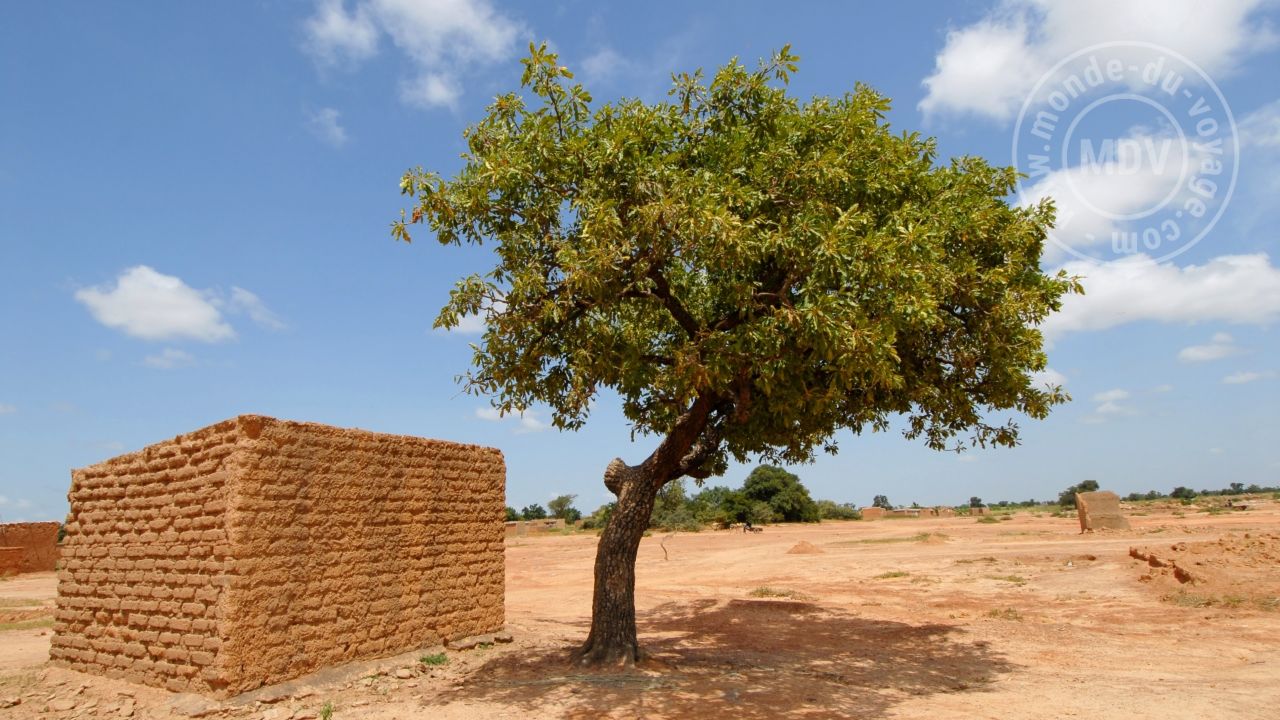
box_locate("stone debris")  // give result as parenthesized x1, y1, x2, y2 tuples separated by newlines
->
(447, 633, 495, 651)
(167, 693, 223, 717)
(493, 631, 514, 643)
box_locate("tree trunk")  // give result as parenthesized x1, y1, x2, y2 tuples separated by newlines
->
(576, 397, 717, 666)
(575, 462, 660, 666)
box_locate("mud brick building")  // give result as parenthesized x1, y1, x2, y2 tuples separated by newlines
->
(51, 415, 505, 697)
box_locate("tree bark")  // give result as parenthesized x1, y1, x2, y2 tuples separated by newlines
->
(575, 397, 717, 666)
(575, 460, 660, 665)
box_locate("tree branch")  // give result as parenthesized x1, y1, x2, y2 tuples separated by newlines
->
(646, 267, 701, 339)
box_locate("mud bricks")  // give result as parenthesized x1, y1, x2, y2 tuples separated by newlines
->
(51, 415, 505, 697)
(1076, 490, 1130, 532)
(0, 521, 60, 573)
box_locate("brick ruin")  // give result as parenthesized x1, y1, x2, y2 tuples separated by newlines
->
(0, 521, 60, 573)
(1076, 490, 1130, 532)
(52, 415, 505, 697)
(0, 547, 22, 575)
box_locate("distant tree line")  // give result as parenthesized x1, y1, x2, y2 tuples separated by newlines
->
(509, 477, 1280, 530)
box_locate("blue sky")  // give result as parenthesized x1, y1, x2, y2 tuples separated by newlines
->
(2, 0, 1278, 521)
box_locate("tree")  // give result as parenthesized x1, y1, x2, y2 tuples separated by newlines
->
(548, 494, 580, 521)
(505, 506, 519, 521)
(1170, 486, 1197, 500)
(650, 479, 701, 531)
(872, 495, 892, 510)
(816, 500, 860, 520)
(395, 44, 1075, 665)
(969, 496, 984, 508)
(520, 503, 548, 520)
(1058, 479, 1100, 506)
(742, 465, 820, 522)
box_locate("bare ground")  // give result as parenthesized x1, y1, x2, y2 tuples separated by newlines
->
(3, 501, 1279, 719)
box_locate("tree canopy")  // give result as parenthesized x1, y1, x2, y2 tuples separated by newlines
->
(742, 465, 820, 522)
(396, 43, 1076, 481)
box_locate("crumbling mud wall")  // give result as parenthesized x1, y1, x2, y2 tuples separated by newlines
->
(0, 521, 61, 572)
(53, 415, 506, 697)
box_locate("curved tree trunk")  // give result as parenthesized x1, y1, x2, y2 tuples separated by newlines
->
(576, 397, 717, 666)
(575, 463, 660, 666)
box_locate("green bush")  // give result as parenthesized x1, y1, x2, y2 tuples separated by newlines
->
(816, 500, 861, 520)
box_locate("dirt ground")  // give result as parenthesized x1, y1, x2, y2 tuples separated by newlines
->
(3, 500, 1279, 719)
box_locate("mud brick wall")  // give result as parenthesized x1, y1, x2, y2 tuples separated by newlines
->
(52, 415, 505, 698)
(52, 420, 239, 694)
(0, 547, 22, 575)
(0, 521, 61, 572)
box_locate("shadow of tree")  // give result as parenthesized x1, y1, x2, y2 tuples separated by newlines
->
(434, 598, 1015, 719)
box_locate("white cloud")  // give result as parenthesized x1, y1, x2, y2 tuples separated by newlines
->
(75, 266, 284, 342)
(143, 348, 195, 370)
(515, 413, 549, 434)
(1041, 254, 1280, 342)
(143, 348, 194, 368)
(1239, 99, 1280, 149)
(452, 312, 486, 334)
(1222, 370, 1276, 384)
(920, 0, 1275, 121)
(580, 47, 629, 83)
(303, 0, 379, 66)
(0, 403, 15, 415)
(229, 287, 287, 330)
(474, 405, 551, 433)
(1152, 384, 1174, 393)
(1030, 367, 1068, 390)
(1017, 127, 1205, 261)
(1092, 388, 1132, 415)
(302, 0, 524, 110)
(1178, 332, 1241, 362)
(920, 12, 1043, 121)
(400, 73, 462, 110)
(75, 266, 235, 342)
(306, 107, 348, 147)
(1083, 388, 1136, 422)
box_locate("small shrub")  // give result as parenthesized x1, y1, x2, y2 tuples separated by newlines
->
(954, 556, 998, 564)
(999, 515, 1013, 521)
(875, 570, 909, 579)
(319, 702, 334, 720)
(986, 607, 1022, 621)
(748, 587, 812, 600)
(976, 515, 1000, 524)
(987, 574, 1028, 585)
(420, 652, 448, 666)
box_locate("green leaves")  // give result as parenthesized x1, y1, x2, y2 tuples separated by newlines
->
(397, 45, 1077, 475)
